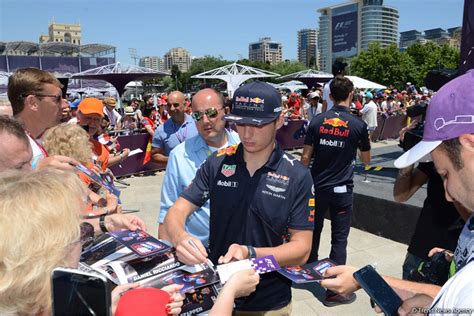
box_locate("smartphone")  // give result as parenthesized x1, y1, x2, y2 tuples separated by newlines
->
(51, 267, 111, 316)
(353, 265, 402, 316)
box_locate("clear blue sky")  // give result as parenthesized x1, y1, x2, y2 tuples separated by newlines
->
(0, 0, 465, 64)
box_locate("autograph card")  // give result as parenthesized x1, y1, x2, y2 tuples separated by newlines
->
(75, 164, 121, 197)
(217, 255, 280, 284)
(278, 258, 336, 283)
(109, 229, 170, 257)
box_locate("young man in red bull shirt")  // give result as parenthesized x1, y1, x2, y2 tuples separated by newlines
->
(301, 76, 371, 306)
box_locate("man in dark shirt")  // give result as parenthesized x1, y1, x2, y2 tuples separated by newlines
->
(394, 161, 465, 281)
(301, 76, 371, 306)
(163, 81, 314, 313)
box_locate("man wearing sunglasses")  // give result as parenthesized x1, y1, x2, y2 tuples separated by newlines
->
(158, 88, 240, 247)
(151, 90, 198, 165)
(7, 67, 78, 170)
(164, 81, 314, 314)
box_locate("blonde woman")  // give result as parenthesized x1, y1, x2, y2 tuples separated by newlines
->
(43, 123, 93, 166)
(0, 169, 183, 315)
(43, 123, 119, 217)
(42, 123, 147, 232)
(0, 169, 85, 315)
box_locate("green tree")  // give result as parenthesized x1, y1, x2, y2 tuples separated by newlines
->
(350, 42, 416, 89)
(269, 60, 307, 77)
(180, 55, 231, 91)
(171, 65, 182, 90)
(161, 76, 175, 92)
(405, 42, 460, 87)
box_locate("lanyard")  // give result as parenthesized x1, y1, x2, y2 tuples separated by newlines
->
(25, 130, 49, 158)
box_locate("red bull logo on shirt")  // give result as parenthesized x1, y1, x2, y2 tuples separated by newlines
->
(320, 118, 350, 137)
(323, 117, 349, 128)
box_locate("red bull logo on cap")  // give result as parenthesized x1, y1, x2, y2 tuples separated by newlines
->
(250, 97, 264, 104)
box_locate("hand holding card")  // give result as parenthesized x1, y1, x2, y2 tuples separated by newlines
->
(110, 229, 170, 257)
(217, 255, 280, 284)
(278, 258, 337, 284)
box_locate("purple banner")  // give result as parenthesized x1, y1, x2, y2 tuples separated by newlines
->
(332, 11, 358, 54)
(459, 0, 474, 74)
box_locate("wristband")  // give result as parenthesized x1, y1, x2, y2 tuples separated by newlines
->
(99, 214, 108, 233)
(247, 245, 256, 259)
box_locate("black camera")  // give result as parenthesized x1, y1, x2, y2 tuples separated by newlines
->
(408, 252, 451, 286)
(399, 102, 428, 152)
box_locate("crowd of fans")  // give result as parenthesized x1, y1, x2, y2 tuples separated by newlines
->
(0, 65, 472, 315)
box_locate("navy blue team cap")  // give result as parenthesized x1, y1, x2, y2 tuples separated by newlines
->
(224, 81, 283, 126)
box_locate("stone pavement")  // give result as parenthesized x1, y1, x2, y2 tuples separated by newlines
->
(118, 165, 408, 316)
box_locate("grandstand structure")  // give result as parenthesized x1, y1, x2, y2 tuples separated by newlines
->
(0, 41, 117, 93)
(0, 41, 115, 76)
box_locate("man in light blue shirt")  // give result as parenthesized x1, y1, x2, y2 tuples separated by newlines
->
(158, 89, 240, 246)
(151, 91, 198, 166)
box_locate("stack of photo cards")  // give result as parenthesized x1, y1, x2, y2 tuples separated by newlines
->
(180, 284, 221, 315)
(278, 258, 336, 283)
(217, 255, 281, 284)
(140, 266, 220, 294)
(109, 229, 171, 258)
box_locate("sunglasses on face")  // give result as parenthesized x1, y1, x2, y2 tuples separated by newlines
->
(191, 107, 222, 121)
(23, 93, 62, 104)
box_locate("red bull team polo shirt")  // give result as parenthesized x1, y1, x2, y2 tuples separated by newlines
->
(181, 143, 314, 311)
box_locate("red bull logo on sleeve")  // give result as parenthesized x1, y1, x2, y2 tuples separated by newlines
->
(321, 117, 350, 137)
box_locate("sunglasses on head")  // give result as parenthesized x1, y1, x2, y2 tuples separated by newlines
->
(191, 107, 222, 121)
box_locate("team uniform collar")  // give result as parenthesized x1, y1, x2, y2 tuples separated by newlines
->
(235, 142, 283, 171)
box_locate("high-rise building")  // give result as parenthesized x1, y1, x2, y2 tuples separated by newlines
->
(39, 21, 81, 44)
(248, 37, 283, 65)
(317, 0, 399, 73)
(399, 30, 427, 48)
(163, 47, 192, 72)
(139, 56, 164, 72)
(399, 27, 461, 50)
(298, 29, 318, 68)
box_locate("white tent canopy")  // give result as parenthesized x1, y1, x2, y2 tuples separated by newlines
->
(275, 80, 308, 92)
(0, 71, 11, 86)
(277, 69, 333, 81)
(125, 81, 143, 88)
(191, 62, 280, 97)
(346, 76, 386, 89)
(68, 86, 117, 98)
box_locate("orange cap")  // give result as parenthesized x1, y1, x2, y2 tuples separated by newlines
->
(78, 98, 104, 117)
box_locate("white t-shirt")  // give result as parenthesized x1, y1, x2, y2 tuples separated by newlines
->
(360, 100, 378, 128)
(307, 103, 322, 121)
(104, 107, 122, 127)
(27, 134, 46, 169)
(429, 215, 474, 315)
(428, 261, 474, 315)
(322, 80, 334, 112)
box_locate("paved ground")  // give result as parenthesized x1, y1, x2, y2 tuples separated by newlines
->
(118, 153, 410, 315)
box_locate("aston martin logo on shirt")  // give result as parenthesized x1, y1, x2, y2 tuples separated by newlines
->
(266, 184, 286, 193)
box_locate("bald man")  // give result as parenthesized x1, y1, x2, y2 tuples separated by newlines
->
(158, 88, 239, 245)
(151, 91, 198, 164)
